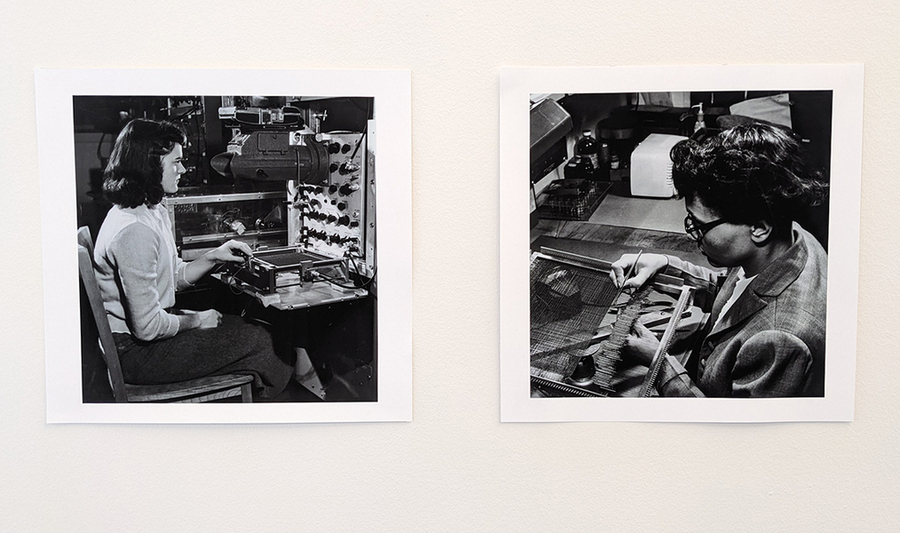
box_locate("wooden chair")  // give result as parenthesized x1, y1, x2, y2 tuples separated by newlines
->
(77, 226, 254, 403)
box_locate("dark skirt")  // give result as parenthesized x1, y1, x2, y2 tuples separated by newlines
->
(115, 314, 292, 401)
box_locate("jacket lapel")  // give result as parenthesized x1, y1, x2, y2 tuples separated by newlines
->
(705, 224, 809, 341)
(707, 286, 768, 340)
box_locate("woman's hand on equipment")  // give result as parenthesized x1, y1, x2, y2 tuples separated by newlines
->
(208, 240, 253, 264)
(621, 322, 660, 366)
(609, 253, 668, 290)
(183, 240, 252, 284)
(197, 309, 222, 329)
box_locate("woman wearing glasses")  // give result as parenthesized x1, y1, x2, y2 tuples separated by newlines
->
(609, 123, 828, 397)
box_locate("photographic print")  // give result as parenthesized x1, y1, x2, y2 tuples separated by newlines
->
(500, 65, 862, 422)
(38, 69, 411, 423)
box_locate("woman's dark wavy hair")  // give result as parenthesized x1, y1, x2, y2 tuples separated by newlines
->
(670, 122, 827, 231)
(103, 119, 186, 208)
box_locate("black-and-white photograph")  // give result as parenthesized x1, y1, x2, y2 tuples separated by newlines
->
(529, 90, 831, 398)
(74, 95, 377, 404)
(500, 66, 862, 422)
(38, 69, 412, 423)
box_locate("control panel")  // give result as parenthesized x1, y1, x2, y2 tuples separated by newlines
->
(289, 131, 373, 276)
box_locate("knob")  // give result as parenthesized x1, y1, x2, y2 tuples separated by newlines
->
(339, 183, 360, 196)
(341, 143, 352, 154)
(339, 162, 360, 175)
(328, 142, 341, 154)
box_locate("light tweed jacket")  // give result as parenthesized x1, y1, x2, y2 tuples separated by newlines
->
(655, 223, 827, 397)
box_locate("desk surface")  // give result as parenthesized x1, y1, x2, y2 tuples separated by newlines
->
(532, 219, 710, 267)
(587, 191, 686, 233)
(212, 273, 368, 311)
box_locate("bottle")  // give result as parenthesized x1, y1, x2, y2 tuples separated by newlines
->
(564, 155, 593, 179)
(598, 142, 610, 169)
(692, 103, 706, 134)
(575, 130, 600, 172)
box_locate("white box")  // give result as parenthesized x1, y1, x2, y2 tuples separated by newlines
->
(629, 133, 688, 198)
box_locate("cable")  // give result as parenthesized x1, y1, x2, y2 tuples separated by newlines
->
(312, 271, 360, 290)
(343, 98, 372, 162)
(346, 252, 376, 289)
(214, 261, 251, 295)
(348, 120, 368, 161)
(171, 101, 201, 122)
(95, 132, 107, 163)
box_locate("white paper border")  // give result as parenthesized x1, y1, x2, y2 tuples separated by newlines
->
(37, 68, 412, 424)
(500, 65, 863, 422)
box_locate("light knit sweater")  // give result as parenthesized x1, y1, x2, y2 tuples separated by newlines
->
(93, 203, 193, 341)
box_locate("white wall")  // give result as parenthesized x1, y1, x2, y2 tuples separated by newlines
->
(2, 1, 899, 531)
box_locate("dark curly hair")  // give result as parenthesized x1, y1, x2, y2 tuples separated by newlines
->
(671, 123, 827, 231)
(103, 119, 186, 208)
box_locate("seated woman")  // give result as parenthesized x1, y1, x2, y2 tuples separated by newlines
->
(609, 123, 828, 397)
(93, 118, 293, 400)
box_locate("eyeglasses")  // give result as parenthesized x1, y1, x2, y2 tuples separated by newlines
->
(684, 214, 727, 242)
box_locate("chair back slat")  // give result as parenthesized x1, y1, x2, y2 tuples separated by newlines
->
(76, 226, 95, 259)
(76, 228, 129, 403)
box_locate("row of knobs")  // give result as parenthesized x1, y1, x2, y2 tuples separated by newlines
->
(301, 231, 360, 253)
(302, 211, 358, 227)
(296, 182, 360, 196)
(305, 198, 348, 211)
(327, 141, 353, 155)
(304, 229, 359, 245)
